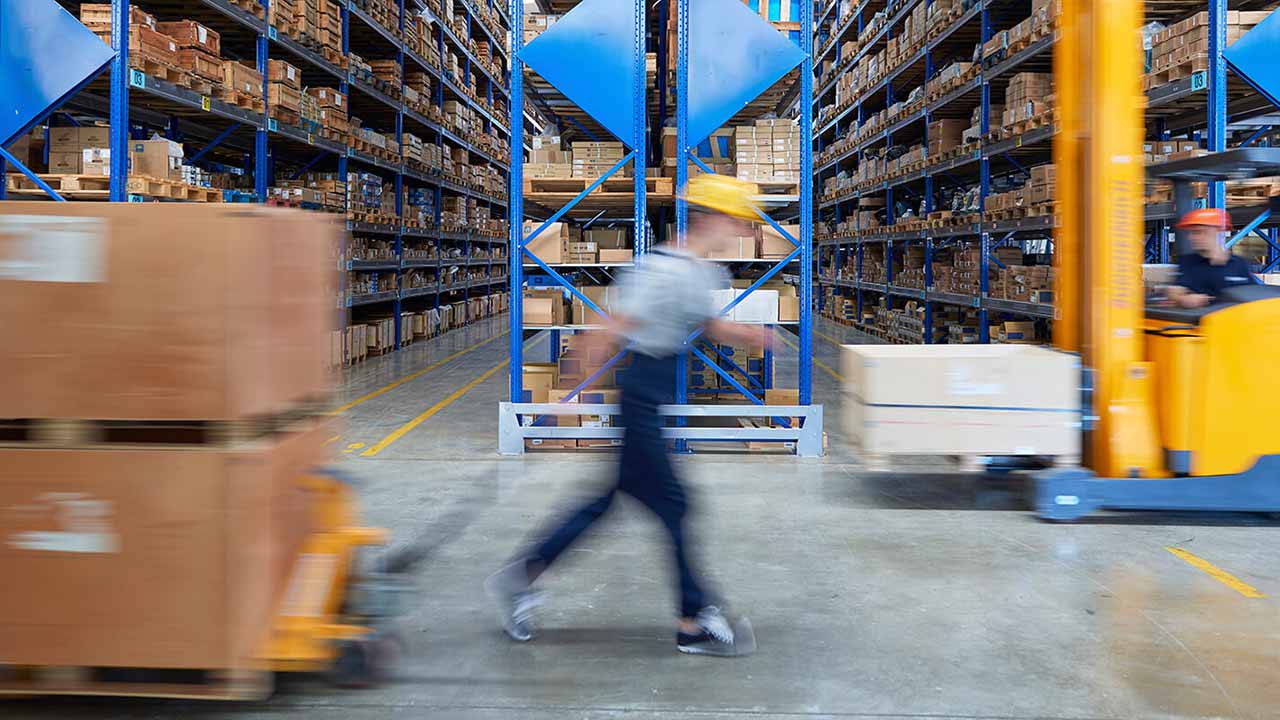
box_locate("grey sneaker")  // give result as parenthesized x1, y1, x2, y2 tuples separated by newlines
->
(484, 561, 546, 642)
(676, 606, 756, 657)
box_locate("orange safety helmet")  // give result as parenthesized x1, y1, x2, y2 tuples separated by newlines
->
(1174, 207, 1232, 231)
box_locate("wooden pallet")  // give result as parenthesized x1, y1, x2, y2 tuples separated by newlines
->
(526, 176, 674, 196)
(129, 55, 193, 88)
(347, 211, 397, 225)
(5, 173, 111, 197)
(0, 665, 271, 701)
(0, 408, 324, 447)
(228, 0, 267, 18)
(1024, 201, 1059, 217)
(215, 86, 264, 112)
(125, 175, 222, 202)
(1146, 54, 1209, 87)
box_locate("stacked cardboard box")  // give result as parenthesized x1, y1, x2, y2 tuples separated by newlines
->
(572, 141, 627, 179)
(734, 119, 800, 183)
(0, 204, 338, 679)
(927, 118, 966, 158)
(994, 265, 1054, 304)
(81, 4, 179, 69)
(309, 86, 348, 137)
(158, 19, 223, 84)
(1147, 11, 1268, 80)
(993, 320, 1040, 344)
(523, 221, 580, 264)
(46, 126, 111, 176)
(370, 59, 403, 98)
(1001, 72, 1052, 127)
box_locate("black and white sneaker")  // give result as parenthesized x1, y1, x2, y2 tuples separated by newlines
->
(484, 561, 546, 642)
(676, 606, 756, 657)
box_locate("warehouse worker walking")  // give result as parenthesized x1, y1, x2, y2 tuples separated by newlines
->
(487, 174, 768, 657)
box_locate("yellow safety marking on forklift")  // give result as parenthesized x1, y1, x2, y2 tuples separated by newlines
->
(361, 360, 509, 457)
(279, 553, 340, 618)
(328, 331, 507, 415)
(1166, 547, 1267, 599)
(775, 332, 844, 382)
(343, 442, 366, 453)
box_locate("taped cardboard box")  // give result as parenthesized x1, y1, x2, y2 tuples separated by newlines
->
(839, 345, 1080, 456)
(0, 418, 335, 673)
(0, 203, 338, 420)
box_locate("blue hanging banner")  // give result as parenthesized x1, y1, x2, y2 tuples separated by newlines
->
(519, 0, 641, 146)
(686, 0, 805, 146)
(0, 0, 115, 147)
(1224, 10, 1280, 110)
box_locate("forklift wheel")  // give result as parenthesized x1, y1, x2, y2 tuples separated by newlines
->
(329, 633, 398, 688)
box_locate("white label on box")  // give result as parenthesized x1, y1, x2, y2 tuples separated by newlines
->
(288, 66, 296, 80)
(7, 493, 120, 554)
(945, 366, 1003, 396)
(0, 215, 107, 283)
(198, 26, 208, 43)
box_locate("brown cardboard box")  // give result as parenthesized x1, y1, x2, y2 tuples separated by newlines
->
(840, 345, 1080, 456)
(571, 285, 611, 326)
(585, 227, 628, 249)
(522, 294, 566, 327)
(0, 203, 338, 420)
(522, 363, 557, 403)
(49, 127, 80, 152)
(156, 19, 221, 55)
(128, 138, 183, 179)
(709, 229, 760, 260)
(269, 59, 302, 89)
(0, 418, 333, 671)
(759, 223, 799, 258)
(778, 295, 800, 323)
(599, 248, 634, 264)
(524, 221, 573, 264)
(223, 61, 264, 97)
(48, 151, 82, 174)
(78, 126, 111, 149)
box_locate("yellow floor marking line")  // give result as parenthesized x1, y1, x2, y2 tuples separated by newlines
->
(775, 332, 845, 382)
(361, 360, 510, 457)
(343, 442, 366, 454)
(323, 435, 341, 446)
(1166, 547, 1267, 599)
(814, 328, 847, 347)
(328, 332, 507, 415)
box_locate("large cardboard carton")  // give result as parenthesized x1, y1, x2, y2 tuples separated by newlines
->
(839, 345, 1080, 456)
(0, 203, 338, 420)
(129, 138, 184, 179)
(0, 419, 334, 672)
(524, 221, 574, 264)
(759, 223, 799, 258)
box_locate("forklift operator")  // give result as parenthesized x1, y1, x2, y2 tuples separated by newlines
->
(1166, 208, 1257, 309)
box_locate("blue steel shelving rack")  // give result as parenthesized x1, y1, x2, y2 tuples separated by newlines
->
(503, 0, 822, 455)
(2, 0, 513, 351)
(810, 0, 1280, 344)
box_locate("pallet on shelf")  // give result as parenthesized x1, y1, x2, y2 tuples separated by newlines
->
(126, 176, 223, 203)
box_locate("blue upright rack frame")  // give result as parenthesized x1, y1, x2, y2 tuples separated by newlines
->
(502, 0, 823, 456)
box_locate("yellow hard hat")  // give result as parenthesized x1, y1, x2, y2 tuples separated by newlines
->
(683, 173, 759, 221)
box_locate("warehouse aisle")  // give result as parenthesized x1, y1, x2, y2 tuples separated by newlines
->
(13, 319, 1280, 720)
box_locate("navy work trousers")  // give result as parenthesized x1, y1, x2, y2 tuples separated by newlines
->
(530, 352, 710, 618)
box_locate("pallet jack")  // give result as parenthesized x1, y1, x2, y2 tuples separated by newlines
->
(1033, 0, 1280, 520)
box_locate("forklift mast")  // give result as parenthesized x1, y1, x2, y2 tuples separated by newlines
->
(1053, 0, 1163, 478)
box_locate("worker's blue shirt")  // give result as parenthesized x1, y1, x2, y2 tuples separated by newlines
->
(1176, 253, 1255, 298)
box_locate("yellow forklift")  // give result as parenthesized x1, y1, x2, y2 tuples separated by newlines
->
(1034, 0, 1280, 520)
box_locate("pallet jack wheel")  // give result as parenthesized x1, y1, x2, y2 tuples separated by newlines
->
(329, 631, 400, 688)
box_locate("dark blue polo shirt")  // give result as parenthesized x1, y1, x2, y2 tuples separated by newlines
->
(1176, 253, 1256, 297)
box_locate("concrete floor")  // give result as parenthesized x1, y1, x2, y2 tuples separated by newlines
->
(11, 316, 1280, 720)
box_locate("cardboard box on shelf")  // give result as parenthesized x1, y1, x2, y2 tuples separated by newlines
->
(599, 248, 633, 264)
(0, 203, 338, 420)
(523, 290, 568, 327)
(81, 148, 111, 176)
(759, 223, 799, 258)
(778, 294, 799, 323)
(585, 227, 628, 249)
(48, 151, 82, 174)
(571, 285, 612, 326)
(222, 61, 264, 97)
(128, 138, 184, 179)
(49, 127, 80, 152)
(839, 345, 1080, 457)
(524, 221, 576, 264)
(79, 126, 111, 148)
(521, 363, 558, 403)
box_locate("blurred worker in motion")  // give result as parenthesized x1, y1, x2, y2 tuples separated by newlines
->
(486, 174, 768, 657)
(1166, 208, 1257, 308)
